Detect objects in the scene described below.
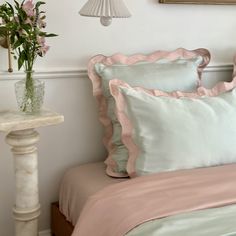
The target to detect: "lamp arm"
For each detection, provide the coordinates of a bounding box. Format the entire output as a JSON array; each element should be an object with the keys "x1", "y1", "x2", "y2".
[
  {"x1": 0, "y1": 33, "x2": 13, "y2": 73},
  {"x1": 6, "y1": 33, "x2": 13, "y2": 73}
]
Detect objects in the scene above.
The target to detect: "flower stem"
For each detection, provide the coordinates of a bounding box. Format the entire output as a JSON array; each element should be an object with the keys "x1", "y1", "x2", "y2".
[{"x1": 22, "y1": 70, "x2": 35, "y2": 112}]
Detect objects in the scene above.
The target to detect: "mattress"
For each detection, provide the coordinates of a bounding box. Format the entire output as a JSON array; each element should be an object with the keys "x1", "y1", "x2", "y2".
[{"x1": 59, "y1": 161, "x2": 128, "y2": 226}]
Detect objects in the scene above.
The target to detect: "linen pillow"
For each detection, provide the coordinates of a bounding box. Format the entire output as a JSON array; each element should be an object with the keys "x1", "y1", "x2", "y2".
[
  {"x1": 109, "y1": 77, "x2": 236, "y2": 177},
  {"x1": 88, "y1": 48, "x2": 211, "y2": 177}
]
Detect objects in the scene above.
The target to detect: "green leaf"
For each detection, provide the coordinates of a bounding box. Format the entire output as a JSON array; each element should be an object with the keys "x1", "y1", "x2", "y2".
[
  {"x1": 0, "y1": 27, "x2": 7, "y2": 36},
  {"x1": 6, "y1": 2, "x2": 14, "y2": 15},
  {"x1": 18, "y1": 7, "x2": 27, "y2": 22},
  {"x1": 18, "y1": 52, "x2": 25, "y2": 70},
  {"x1": 40, "y1": 15, "x2": 46, "y2": 20},
  {"x1": 14, "y1": 0, "x2": 20, "y2": 10},
  {"x1": 10, "y1": 34, "x2": 15, "y2": 44},
  {"x1": 36, "y1": 1, "x2": 46, "y2": 8},
  {"x1": 21, "y1": 24, "x2": 31, "y2": 33},
  {"x1": 13, "y1": 38, "x2": 23, "y2": 49},
  {"x1": 21, "y1": 0, "x2": 26, "y2": 6},
  {"x1": 45, "y1": 33, "x2": 58, "y2": 37}
]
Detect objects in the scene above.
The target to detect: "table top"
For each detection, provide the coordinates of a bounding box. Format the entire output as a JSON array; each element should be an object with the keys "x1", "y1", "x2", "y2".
[{"x1": 0, "y1": 109, "x2": 64, "y2": 133}]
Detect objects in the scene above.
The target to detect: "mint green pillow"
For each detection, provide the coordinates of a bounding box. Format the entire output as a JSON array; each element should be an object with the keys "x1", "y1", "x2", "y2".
[
  {"x1": 110, "y1": 79, "x2": 236, "y2": 177},
  {"x1": 88, "y1": 49, "x2": 210, "y2": 177},
  {"x1": 95, "y1": 59, "x2": 203, "y2": 97}
]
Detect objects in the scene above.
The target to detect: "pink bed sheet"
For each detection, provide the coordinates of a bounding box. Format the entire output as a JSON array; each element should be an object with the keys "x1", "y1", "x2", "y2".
[
  {"x1": 72, "y1": 164, "x2": 236, "y2": 236},
  {"x1": 59, "y1": 162, "x2": 127, "y2": 225}
]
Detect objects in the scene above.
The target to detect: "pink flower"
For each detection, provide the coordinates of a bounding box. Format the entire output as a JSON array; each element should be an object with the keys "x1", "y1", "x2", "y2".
[
  {"x1": 22, "y1": 0, "x2": 35, "y2": 17},
  {"x1": 14, "y1": 16, "x2": 19, "y2": 23},
  {"x1": 38, "y1": 45, "x2": 50, "y2": 56},
  {"x1": 37, "y1": 36, "x2": 45, "y2": 45},
  {"x1": 38, "y1": 18, "x2": 46, "y2": 28},
  {"x1": 37, "y1": 36, "x2": 50, "y2": 56},
  {"x1": 19, "y1": 29, "x2": 27, "y2": 36},
  {"x1": 25, "y1": 17, "x2": 33, "y2": 25}
]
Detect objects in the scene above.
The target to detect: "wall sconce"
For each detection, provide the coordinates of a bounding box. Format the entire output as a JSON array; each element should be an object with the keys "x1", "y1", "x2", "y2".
[{"x1": 79, "y1": 0, "x2": 131, "y2": 26}]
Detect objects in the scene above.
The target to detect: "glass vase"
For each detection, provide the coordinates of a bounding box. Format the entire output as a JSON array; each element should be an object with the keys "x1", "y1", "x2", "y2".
[{"x1": 15, "y1": 71, "x2": 45, "y2": 114}]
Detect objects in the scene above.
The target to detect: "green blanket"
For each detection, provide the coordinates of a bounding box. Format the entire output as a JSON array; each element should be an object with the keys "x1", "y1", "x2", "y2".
[{"x1": 127, "y1": 204, "x2": 236, "y2": 236}]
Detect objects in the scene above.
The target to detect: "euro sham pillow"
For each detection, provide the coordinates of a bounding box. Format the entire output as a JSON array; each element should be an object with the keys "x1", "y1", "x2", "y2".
[
  {"x1": 109, "y1": 78, "x2": 236, "y2": 177},
  {"x1": 88, "y1": 48, "x2": 211, "y2": 177}
]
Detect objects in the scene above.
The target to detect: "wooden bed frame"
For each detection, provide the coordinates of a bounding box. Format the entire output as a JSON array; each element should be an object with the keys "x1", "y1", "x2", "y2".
[{"x1": 51, "y1": 202, "x2": 74, "y2": 236}]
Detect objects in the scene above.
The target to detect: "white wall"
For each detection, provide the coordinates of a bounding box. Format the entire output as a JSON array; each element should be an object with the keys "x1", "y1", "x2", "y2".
[
  {"x1": 0, "y1": 0, "x2": 236, "y2": 235},
  {"x1": 1, "y1": 0, "x2": 236, "y2": 70}
]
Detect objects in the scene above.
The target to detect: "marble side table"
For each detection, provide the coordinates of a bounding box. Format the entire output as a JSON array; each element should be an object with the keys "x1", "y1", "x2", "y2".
[{"x1": 0, "y1": 110, "x2": 64, "y2": 236}]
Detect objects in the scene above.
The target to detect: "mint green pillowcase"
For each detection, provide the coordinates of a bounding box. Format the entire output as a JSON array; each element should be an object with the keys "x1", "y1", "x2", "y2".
[
  {"x1": 95, "y1": 58, "x2": 203, "y2": 96},
  {"x1": 113, "y1": 84, "x2": 236, "y2": 177},
  {"x1": 95, "y1": 57, "x2": 203, "y2": 175}
]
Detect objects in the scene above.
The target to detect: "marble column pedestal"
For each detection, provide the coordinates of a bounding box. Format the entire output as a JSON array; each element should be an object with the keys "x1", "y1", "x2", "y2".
[{"x1": 0, "y1": 110, "x2": 64, "y2": 236}]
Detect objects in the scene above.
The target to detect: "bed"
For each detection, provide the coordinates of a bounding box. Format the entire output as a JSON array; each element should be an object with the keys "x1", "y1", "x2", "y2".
[
  {"x1": 51, "y1": 48, "x2": 236, "y2": 236},
  {"x1": 52, "y1": 162, "x2": 236, "y2": 236}
]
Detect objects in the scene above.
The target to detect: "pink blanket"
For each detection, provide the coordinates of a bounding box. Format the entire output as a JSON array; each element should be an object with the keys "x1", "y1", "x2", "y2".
[{"x1": 72, "y1": 164, "x2": 236, "y2": 236}]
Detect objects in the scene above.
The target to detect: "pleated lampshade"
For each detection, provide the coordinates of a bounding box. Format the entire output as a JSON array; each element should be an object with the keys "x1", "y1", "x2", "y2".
[{"x1": 79, "y1": 0, "x2": 131, "y2": 26}]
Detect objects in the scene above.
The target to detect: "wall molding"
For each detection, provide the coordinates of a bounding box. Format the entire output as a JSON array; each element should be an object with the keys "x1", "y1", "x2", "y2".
[
  {"x1": 0, "y1": 69, "x2": 88, "y2": 81},
  {"x1": 0, "y1": 64, "x2": 233, "y2": 81},
  {"x1": 39, "y1": 229, "x2": 51, "y2": 236}
]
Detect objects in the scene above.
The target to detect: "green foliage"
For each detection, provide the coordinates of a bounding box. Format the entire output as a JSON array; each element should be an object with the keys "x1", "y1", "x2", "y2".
[{"x1": 0, "y1": 0, "x2": 57, "y2": 71}]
